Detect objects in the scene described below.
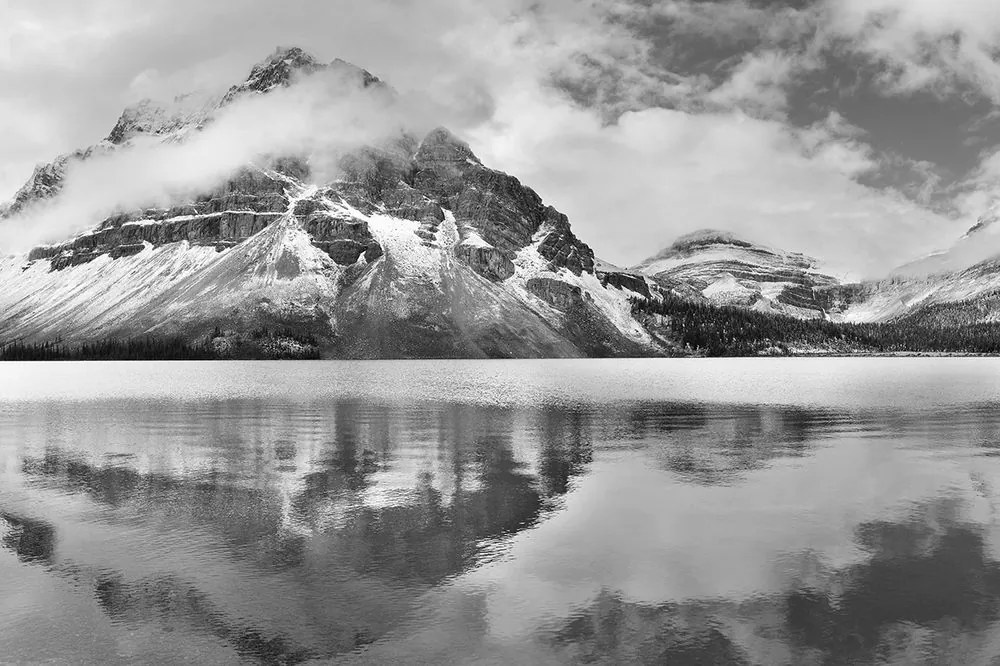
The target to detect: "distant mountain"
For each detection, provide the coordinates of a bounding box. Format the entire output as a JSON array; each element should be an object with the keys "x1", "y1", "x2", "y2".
[
  {"x1": 631, "y1": 229, "x2": 839, "y2": 319},
  {"x1": 806, "y1": 207, "x2": 1000, "y2": 325},
  {"x1": 820, "y1": 256, "x2": 1000, "y2": 325},
  {"x1": 0, "y1": 47, "x2": 663, "y2": 358},
  {"x1": 624, "y1": 221, "x2": 1000, "y2": 329},
  {"x1": 894, "y1": 203, "x2": 1000, "y2": 278}
]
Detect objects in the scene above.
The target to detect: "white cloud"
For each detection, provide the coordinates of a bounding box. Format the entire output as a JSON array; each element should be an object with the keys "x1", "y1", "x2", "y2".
[
  {"x1": 473, "y1": 82, "x2": 953, "y2": 278},
  {"x1": 0, "y1": 69, "x2": 428, "y2": 251},
  {"x1": 823, "y1": 0, "x2": 1000, "y2": 101},
  {"x1": 704, "y1": 50, "x2": 800, "y2": 116}
]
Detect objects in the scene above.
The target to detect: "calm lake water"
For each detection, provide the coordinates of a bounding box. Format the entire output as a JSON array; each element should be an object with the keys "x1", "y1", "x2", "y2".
[{"x1": 5, "y1": 359, "x2": 1000, "y2": 664}]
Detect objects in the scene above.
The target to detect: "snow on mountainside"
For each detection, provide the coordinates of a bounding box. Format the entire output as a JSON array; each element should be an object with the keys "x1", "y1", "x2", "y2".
[
  {"x1": 823, "y1": 255, "x2": 1000, "y2": 324},
  {"x1": 0, "y1": 47, "x2": 664, "y2": 358},
  {"x1": 106, "y1": 91, "x2": 221, "y2": 145},
  {"x1": 894, "y1": 203, "x2": 1000, "y2": 278},
  {"x1": 633, "y1": 229, "x2": 839, "y2": 319},
  {"x1": 815, "y1": 203, "x2": 1000, "y2": 325},
  {"x1": 619, "y1": 216, "x2": 1000, "y2": 327}
]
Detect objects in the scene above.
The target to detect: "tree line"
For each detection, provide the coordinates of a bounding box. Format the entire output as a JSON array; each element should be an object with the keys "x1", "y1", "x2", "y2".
[
  {"x1": 1, "y1": 327, "x2": 322, "y2": 361},
  {"x1": 0, "y1": 336, "x2": 215, "y2": 361},
  {"x1": 632, "y1": 293, "x2": 1000, "y2": 356}
]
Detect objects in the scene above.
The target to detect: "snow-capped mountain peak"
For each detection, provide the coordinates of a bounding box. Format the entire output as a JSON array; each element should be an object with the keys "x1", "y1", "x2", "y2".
[
  {"x1": 2, "y1": 46, "x2": 389, "y2": 217},
  {"x1": 633, "y1": 228, "x2": 837, "y2": 318},
  {"x1": 106, "y1": 90, "x2": 221, "y2": 144},
  {"x1": 241, "y1": 45, "x2": 323, "y2": 92}
]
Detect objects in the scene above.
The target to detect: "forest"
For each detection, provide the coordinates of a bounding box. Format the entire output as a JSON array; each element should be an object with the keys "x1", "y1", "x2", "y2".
[
  {"x1": 0, "y1": 336, "x2": 215, "y2": 361},
  {"x1": 632, "y1": 293, "x2": 1000, "y2": 356},
  {"x1": 0, "y1": 327, "x2": 321, "y2": 361}
]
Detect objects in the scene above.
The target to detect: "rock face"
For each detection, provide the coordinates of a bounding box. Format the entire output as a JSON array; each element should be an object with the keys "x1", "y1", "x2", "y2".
[
  {"x1": 0, "y1": 149, "x2": 100, "y2": 218},
  {"x1": 27, "y1": 167, "x2": 292, "y2": 268},
  {"x1": 0, "y1": 47, "x2": 664, "y2": 359},
  {"x1": 634, "y1": 229, "x2": 839, "y2": 319},
  {"x1": 527, "y1": 277, "x2": 588, "y2": 310},
  {"x1": 454, "y1": 244, "x2": 514, "y2": 281},
  {"x1": 413, "y1": 128, "x2": 595, "y2": 277},
  {"x1": 596, "y1": 268, "x2": 652, "y2": 299}
]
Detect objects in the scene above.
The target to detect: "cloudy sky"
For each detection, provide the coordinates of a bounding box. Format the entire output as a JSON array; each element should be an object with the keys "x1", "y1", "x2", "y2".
[{"x1": 4, "y1": 0, "x2": 1000, "y2": 277}]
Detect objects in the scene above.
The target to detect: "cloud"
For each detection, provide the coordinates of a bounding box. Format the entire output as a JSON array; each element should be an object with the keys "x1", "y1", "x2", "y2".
[
  {"x1": 823, "y1": 0, "x2": 1000, "y2": 101},
  {"x1": 0, "y1": 68, "x2": 430, "y2": 251},
  {"x1": 625, "y1": 0, "x2": 1000, "y2": 104},
  {"x1": 704, "y1": 50, "x2": 800, "y2": 117},
  {"x1": 473, "y1": 81, "x2": 953, "y2": 278}
]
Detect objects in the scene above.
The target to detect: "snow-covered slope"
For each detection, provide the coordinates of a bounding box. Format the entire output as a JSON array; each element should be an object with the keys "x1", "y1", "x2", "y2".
[
  {"x1": 824, "y1": 257, "x2": 1000, "y2": 324},
  {"x1": 818, "y1": 204, "x2": 1000, "y2": 324},
  {"x1": 0, "y1": 48, "x2": 664, "y2": 358},
  {"x1": 634, "y1": 229, "x2": 839, "y2": 319},
  {"x1": 894, "y1": 203, "x2": 1000, "y2": 278}
]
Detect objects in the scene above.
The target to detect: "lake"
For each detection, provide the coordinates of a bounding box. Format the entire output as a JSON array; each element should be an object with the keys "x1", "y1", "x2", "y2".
[{"x1": 4, "y1": 359, "x2": 1000, "y2": 664}]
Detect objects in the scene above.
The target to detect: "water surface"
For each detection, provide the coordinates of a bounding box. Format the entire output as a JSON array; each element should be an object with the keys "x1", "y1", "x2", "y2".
[{"x1": 4, "y1": 359, "x2": 1000, "y2": 664}]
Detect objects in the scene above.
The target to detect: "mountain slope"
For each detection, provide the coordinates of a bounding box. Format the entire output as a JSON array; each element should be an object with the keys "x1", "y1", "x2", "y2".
[
  {"x1": 805, "y1": 207, "x2": 1000, "y2": 324},
  {"x1": 633, "y1": 229, "x2": 839, "y2": 319},
  {"x1": 820, "y1": 257, "x2": 1000, "y2": 324},
  {"x1": 0, "y1": 48, "x2": 663, "y2": 359},
  {"x1": 894, "y1": 203, "x2": 1000, "y2": 278}
]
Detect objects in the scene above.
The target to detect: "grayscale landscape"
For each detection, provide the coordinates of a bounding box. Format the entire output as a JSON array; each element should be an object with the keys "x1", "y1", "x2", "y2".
[{"x1": 5, "y1": 1, "x2": 1000, "y2": 664}]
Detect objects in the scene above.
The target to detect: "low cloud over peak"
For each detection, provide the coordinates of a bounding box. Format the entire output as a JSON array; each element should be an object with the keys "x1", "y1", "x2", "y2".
[{"x1": 0, "y1": 54, "x2": 432, "y2": 252}]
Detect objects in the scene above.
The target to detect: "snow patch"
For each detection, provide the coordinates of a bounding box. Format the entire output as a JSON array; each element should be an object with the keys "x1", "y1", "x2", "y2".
[
  {"x1": 703, "y1": 274, "x2": 757, "y2": 301},
  {"x1": 455, "y1": 211, "x2": 492, "y2": 248},
  {"x1": 367, "y1": 213, "x2": 443, "y2": 284},
  {"x1": 507, "y1": 225, "x2": 655, "y2": 344}
]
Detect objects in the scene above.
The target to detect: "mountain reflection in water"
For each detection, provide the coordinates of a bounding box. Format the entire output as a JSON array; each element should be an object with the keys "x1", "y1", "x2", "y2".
[{"x1": 4, "y1": 361, "x2": 1000, "y2": 664}]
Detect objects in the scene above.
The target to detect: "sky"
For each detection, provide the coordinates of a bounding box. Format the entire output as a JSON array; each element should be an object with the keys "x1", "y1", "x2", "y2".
[{"x1": 4, "y1": 0, "x2": 1000, "y2": 277}]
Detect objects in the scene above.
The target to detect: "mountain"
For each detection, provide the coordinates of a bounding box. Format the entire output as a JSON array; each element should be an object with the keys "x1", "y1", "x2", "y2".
[
  {"x1": 893, "y1": 203, "x2": 1000, "y2": 278},
  {"x1": 631, "y1": 229, "x2": 839, "y2": 319},
  {"x1": 0, "y1": 47, "x2": 663, "y2": 359},
  {"x1": 819, "y1": 257, "x2": 1000, "y2": 325},
  {"x1": 801, "y1": 209, "x2": 1000, "y2": 325},
  {"x1": 625, "y1": 222, "x2": 1000, "y2": 328}
]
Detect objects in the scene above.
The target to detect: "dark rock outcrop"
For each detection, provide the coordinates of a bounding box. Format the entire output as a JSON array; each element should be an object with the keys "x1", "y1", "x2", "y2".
[
  {"x1": 381, "y1": 185, "x2": 443, "y2": 226},
  {"x1": 455, "y1": 244, "x2": 515, "y2": 281},
  {"x1": 220, "y1": 46, "x2": 324, "y2": 105},
  {"x1": 527, "y1": 277, "x2": 589, "y2": 310},
  {"x1": 537, "y1": 209, "x2": 595, "y2": 275},
  {"x1": 31, "y1": 166, "x2": 294, "y2": 269},
  {"x1": 597, "y1": 269, "x2": 652, "y2": 299},
  {"x1": 293, "y1": 195, "x2": 384, "y2": 265}
]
